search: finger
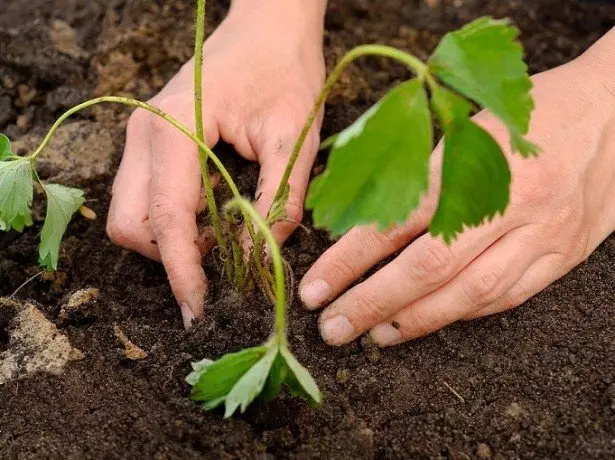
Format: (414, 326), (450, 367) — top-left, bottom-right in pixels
(317, 219), (510, 345)
(149, 101), (219, 328)
(107, 110), (160, 260)
(300, 200), (436, 310)
(252, 116), (323, 246)
(300, 144), (443, 309)
(464, 252), (567, 320)
(368, 226), (541, 346)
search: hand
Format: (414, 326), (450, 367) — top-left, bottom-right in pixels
(106, 1), (326, 328)
(300, 35), (615, 346)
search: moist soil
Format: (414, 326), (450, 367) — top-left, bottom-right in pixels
(1, 0), (614, 458)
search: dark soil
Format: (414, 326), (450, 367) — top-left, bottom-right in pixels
(1, 0), (615, 458)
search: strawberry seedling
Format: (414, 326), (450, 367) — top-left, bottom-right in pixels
(0, 0), (537, 416)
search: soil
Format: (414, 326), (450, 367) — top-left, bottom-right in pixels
(1, 0), (614, 458)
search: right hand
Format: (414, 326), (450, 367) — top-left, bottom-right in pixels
(106, 0), (326, 328)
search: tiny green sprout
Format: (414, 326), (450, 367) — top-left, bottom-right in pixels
(186, 198), (321, 417)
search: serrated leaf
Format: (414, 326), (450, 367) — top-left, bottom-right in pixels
(0, 158), (34, 232)
(224, 346), (278, 418)
(280, 346), (321, 406)
(185, 358), (215, 386)
(39, 183), (85, 270)
(306, 79), (432, 236)
(0, 134), (14, 161)
(429, 118), (511, 243)
(260, 353), (288, 403)
(429, 17), (538, 157)
(190, 346), (266, 403)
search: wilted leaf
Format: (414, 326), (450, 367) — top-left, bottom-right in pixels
(306, 78), (432, 236)
(39, 183), (85, 270)
(190, 346), (266, 403)
(429, 17), (538, 157)
(0, 158), (34, 232)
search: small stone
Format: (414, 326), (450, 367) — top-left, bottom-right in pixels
(113, 324), (148, 360)
(505, 402), (528, 420)
(17, 84), (36, 106)
(477, 443), (492, 459)
(59, 288), (100, 323)
(336, 368), (351, 384)
(0, 299), (84, 384)
(360, 335), (381, 364)
(49, 20), (87, 59)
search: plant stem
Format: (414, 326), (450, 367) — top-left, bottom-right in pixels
(27, 96), (259, 242)
(270, 44), (429, 209)
(226, 198), (287, 340)
(194, 0), (231, 277)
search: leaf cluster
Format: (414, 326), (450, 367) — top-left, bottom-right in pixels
(0, 134), (85, 270)
(307, 17), (538, 243)
(187, 342), (321, 418)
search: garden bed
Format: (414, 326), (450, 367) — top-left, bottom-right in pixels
(1, 0), (614, 458)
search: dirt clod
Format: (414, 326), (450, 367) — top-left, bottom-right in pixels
(113, 324), (148, 360)
(0, 300), (84, 385)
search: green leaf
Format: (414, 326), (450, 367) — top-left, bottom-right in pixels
(39, 184), (85, 270)
(429, 118), (511, 243)
(0, 134), (15, 161)
(190, 346), (266, 403)
(306, 78), (432, 236)
(185, 358), (215, 386)
(280, 346), (321, 406)
(0, 158), (34, 232)
(260, 353), (288, 403)
(428, 17), (538, 157)
(224, 346), (278, 418)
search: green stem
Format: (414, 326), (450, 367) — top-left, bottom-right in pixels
(226, 198), (287, 340)
(194, 0), (231, 277)
(28, 96), (254, 229)
(270, 44), (429, 208)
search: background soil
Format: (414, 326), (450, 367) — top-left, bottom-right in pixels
(1, 0), (614, 458)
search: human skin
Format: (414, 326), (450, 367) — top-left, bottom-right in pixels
(106, 0), (327, 328)
(301, 28), (615, 347)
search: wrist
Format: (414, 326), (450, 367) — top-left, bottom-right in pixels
(228, 0), (327, 41)
(575, 27), (615, 103)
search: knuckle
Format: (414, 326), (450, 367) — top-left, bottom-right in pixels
(401, 308), (433, 338)
(329, 255), (359, 282)
(463, 269), (505, 305)
(355, 292), (389, 326)
(149, 193), (177, 236)
(413, 242), (455, 284)
(106, 217), (140, 248)
(284, 195), (304, 224)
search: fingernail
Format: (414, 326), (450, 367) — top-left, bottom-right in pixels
(319, 315), (354, 345)
(301, 279), (332, 309)
(369, 322), (402, 347)
(180, 303), (196, 330)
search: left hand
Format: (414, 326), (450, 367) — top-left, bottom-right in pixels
(300, 39), (615, 346)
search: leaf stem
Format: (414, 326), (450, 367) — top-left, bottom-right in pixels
(270, 44), (429, 209)
(27, 96), (259, 244)
(194, 0), (232, 278)
(226, 198), (287, 341)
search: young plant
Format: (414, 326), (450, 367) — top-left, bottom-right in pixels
(0, 0), (537, 417)
(186, 197), (320, 417)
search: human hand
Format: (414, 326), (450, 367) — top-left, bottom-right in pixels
(106, 0), (326, 328)
(300, 33), (615, 346)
